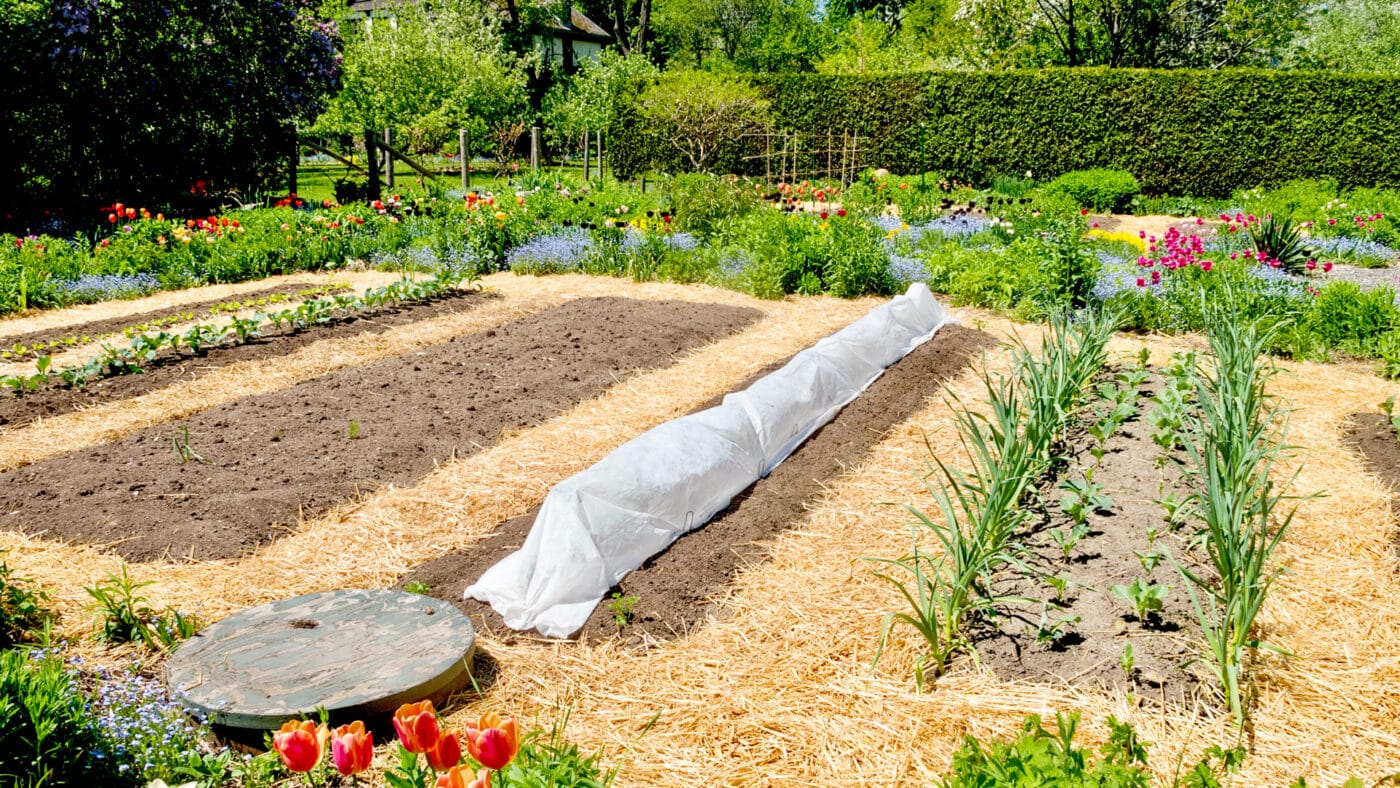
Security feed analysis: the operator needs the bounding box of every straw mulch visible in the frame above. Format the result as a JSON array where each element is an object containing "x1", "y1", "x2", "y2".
[
  {"x1": 5, "y1": 280, "x2": 1400, "y2": 785},
  {"x1": 0, "y1": 273, "x2": 411, "y2": 378},
  {"x1": 0, "y1": 270, "x2": 401, "y2": 340}
]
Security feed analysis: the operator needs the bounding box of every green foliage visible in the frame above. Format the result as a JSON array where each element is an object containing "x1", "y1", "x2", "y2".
[
  {"x1": 86, "y1": 566, "x2": 199, "y2": 651},
  {"x1": 665, "y1": 174, "x2": 763, "y2": 237},
  {"x1": 869, "y1": 311, "x2": 1116, "y2": 685},
  {"x1": 1, "y1": 0, "x2": 339, "y2": 226},
  {"x1": 0, "y1": 552, "x2": 53, "y2": 649},
  {"x1": 619, "y1": 71, "x2": 771, "y2": 177},
  {"x1": 607, "y1": 592, "x2": 639, "y2": 627},
  {"x1": 1303, "y1": 282, "x2": 1400, "y2": 356},
  {"x1": 314, "y1": 0, "x2": 530, "y2": 157},
  {"x1": 1173, "y1": 309, "x2": 1304, "y2": 725},
  {"x1": 615, "y1": 70, "x2": 1400, "y2": 196},
  {"x1": 542, "y1": 51, "x2": 660, "y2": 153},
  {"x1": 1248, "y1": 214, "x2": 1315, "y2": 274},
  {"x1": 938, "y1": 712, "x2": 1150, "y2": 788},
  {"x1": 0, "y1": 649, "x2": 113, "y2": 788},
  {"x1": 1049, "y1": 169, "x2": 1141, "y2": 213},
  {"x1": 1110, "y1": 578, "x2": 1170, "y2": 621}
]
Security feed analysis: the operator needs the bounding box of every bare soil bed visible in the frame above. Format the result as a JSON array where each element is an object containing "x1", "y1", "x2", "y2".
[
  {"x1": 400, "y1": 323, "x2": 994, "y2": 644},
  {"x1": 0, "y1": 281, "x2": 342, "y2": 348},
  {"x1": 1347, "y1": 412, "x2": 1400, "y2": 542},
  {"x1": 973, "y1": 374, "x2": 1209, "y2": 706},
  {"x1": 0, "y1": 288, "x2": 494, "y2": 430},
  {"x1": 0, "y1": 297, "x2": 759, "y2": 562}
]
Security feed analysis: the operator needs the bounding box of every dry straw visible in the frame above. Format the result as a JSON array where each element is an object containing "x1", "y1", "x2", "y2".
[
  {"x1": 0, "y1": 271, "x2": 409, "y2": 377},
  {"x1": 4, "y1": 283, "x2": 1400, "y2": 785},
  {"x1": 0, "y1": 270, "x2": 395, "y2": 341}
]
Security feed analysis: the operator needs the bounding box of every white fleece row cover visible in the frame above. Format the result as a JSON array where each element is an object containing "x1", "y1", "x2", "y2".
[{"x1": 465, "y1": 283, "x2": 952, "y2": 637}]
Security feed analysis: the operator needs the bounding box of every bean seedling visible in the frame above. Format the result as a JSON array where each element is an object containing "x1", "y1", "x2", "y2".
[
  {"x1": 607, "y1": 592, "x2": 639, "y2": 626},
  {"x1": 1111, "y1": 578, "x2": 1170, "y2": 622}
]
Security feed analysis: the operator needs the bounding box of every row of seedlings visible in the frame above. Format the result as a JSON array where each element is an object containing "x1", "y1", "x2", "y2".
[{"x1": 870, "y1": 309, "x2": 1118, "y2": 686}]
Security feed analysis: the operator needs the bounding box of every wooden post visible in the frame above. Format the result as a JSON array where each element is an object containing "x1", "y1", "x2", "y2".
[
  {"x1": 364, "y1": 129, "x2": 381, "y2": 200},
  {"x1": 289, "y1": 138, "x2": 298, "y2": 198},
  {"x1": 460, "y1": 129, "x2": 469, "y2": 190},
  {"x1": 582, "y1": 130, "x2": 590, "y2": 182},
  {"x1": 383, "y1": 128, "x2": 394, "y2": 189},
  {"x1": 530, "y1": 126, "x2": 540, "y2": 170},
  {"x1": 595, "y1": 131, "x2": 603, "y2": 186}
]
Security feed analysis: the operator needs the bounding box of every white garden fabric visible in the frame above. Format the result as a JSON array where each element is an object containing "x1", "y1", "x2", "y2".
[{"x1": 465, "y1": 283, "x2": 952, "y2": 637}]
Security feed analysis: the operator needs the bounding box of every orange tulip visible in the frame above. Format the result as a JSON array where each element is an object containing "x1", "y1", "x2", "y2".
[
  {"x1": 330, "y1": 721, "x2": 373, "y2": 776},
  {"x1": 436, "y1": 765, "x2": 491, "y2": 788},
  {"x1": 425, "y1": 728, "x2": 463, "y2": 770},
  {"x1": 464, "y1": 713, "x2": 519, "y2": 771},
  {"x1": 393, "y1": 700, "x2": 441, "y2": 754},
  {"x1": 272, "y1": 720, "x2": 328, "y2": 773}
]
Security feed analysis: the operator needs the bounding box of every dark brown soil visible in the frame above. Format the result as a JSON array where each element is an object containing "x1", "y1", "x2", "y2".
[
  {"x1": 398, "y1": 323, "x2": 995, "y2": 644},
  {"x1": 0, "y1": 282, "x2": 348, "y2": 349},
  {"x1": 1346, "y1": 412, "x2": 1400, "y2": 536},
  {"x1": 973, "y1": 373, "x2": 1210, "y2": 706},
  {"x1": 0, "y1": 289, "x2": 495, "y2": 431},
  {"x1": 0, "y1": 298, "x2": 760, "y2": 562}
]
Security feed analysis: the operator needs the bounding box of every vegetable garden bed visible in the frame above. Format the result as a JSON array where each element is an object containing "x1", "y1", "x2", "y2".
[
  {"x1": 0, "y1": 297, "x2": 760, "y2": 561},
  {"x1": 0, "y1": 285, "x2": 491, "y2": 430},
  {"x1": 400, "y1": 323, "x2": 996, "y2": 644}
]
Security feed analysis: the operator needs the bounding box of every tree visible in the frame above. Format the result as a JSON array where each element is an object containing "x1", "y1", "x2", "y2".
[
  {"x1": 313, "y1": 0, "x2": 532, "y2": 156},
  {"x1": 1291, "y1": 0, "x2": 1400, "y2": 71},
  {"x1": 0, "y1": 0, "x2": 340, "y2": 230},
  {"x1": 635, "y1": 71, "x2": 769, "y2": 172},
  {"x1": 541, "y1": 50, "x2": 659, "y2": 151}
]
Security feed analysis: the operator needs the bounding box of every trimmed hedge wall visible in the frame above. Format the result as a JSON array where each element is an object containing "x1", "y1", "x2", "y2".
[{"x1": 611, "y1": 69, "x2": 1400, "y2": 197}]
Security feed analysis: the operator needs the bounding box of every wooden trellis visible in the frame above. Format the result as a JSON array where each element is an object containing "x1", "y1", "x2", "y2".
[{"x1": 741, "y1": 130, "x2": 866, "y2": 188}]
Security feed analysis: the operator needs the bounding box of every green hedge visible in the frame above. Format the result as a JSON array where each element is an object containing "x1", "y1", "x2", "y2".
[{"x1": 612, "y1": 69, "x2": 1400, "y2": 197}]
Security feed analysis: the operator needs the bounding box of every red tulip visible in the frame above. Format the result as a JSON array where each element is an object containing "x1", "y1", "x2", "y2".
[
  {"x1": 464, "y1": 713, "x2": 519, "y2": 771},
  {"x1": 125, "y1": 207, "x2": 136, "y2": 219},
  {"x1": 393, "y1": 700, "x2": 441, "y2": 754},
  {"x1": 425, "y1": 729, "x2": 463, "y2": 770},
  {"x1": 108, "y1": 213, "x2": 117, "y2": 223},
  {"x1": 437, "y1": 766, "x2": 491, "y2": 788},
  {"x1": 1323, "y1": 262, "x2": 1334, "y2": 272},
  {"x1": 330, "y1": 721, "x2": 373, "y2": 776},
  {"x1": 272, "y1": 720, "x2": 328, "y2": 773},
  {"x1": 1136, "y1": 277, "x2": 1146, "y2": 287},
  {"x1": 836, "y1": 209, "x2": 847, "y2": 217}
]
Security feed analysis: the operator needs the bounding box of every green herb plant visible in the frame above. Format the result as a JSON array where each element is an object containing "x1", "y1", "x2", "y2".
[
  {"x1": 1111, "y1": 578, "x2": 1170, "y2": 622},
  {"x1": 86, "y1": 565, "x2": 199, "y2": 650}
]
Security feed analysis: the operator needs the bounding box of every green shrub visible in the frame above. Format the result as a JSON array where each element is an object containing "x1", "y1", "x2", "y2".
[
  {"x1": 0, "y1": 552, "x2": 53, "y2": 649},
  {"x1": 1049, "y1": 169, "x2": 1141, "y2": 213},
  {"x1": 1304, "y1": 282, "x2": 1400, "y2": 355},
  {"x1": 614, "y1": 70, "x2": 1400, "y2": 196},
  {"x1": 0, "y1": 650, "x2": 114, "y2": 788},
  {"x1": 939, "y1": 712, "x2": 1149, "y2": 788},
  {"x1": 665, "y1": 174, "x2": 762, "y2": 238}
]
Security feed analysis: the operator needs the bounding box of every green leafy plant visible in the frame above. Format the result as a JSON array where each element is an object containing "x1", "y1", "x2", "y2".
[
  {"x1": 1249, "y1": 214, "x2": 1317, "y2": 275},
  {"x1": 172, "y1": 426, "x2": 210, "y2": 465},
  {"x1": 0, "y1": 550, "x2": 54, "y2": 648},
  {"x1": 937, "y1": 712, "x2": 1149, "y2": 788},
  {"x1": 1032, "y1": 604, "x2": 1080, "y2": 648},
  {"x1": 1172, "y1": 309, "x2": 1308, "y2": 726},
  {"x1": 607, "y1": 592, "x2": 639, "y2": 627},
  {"x1": 1049, "y1": 523, "x2": 1090, "y2": 561},
  {"x1": 1134, "y1": 550, "x2": 1163, "y2": 573},
  {"x1": 348, "y1": 419, "x2": 362, "y2": 440},
  {"x1": 1382, "y1": 397, "x2": 1400, "y2": 443},
  {"x1": 1119, "y1": 642, "x2": 1135, "y2": 683},
  {"x1": 0, "y1": 649, "x2": 112, "y2": 787},
  {"x1": 402, "y1": 581, "x2": 431, "y2": 595},
  {"x1": 86, "y1": 565, "x2": 199, "y2": 650},
  {"x1": 1059, "y1": 470, "x2": 1114, "y2": 525},
  {"x1": 1111, "y1": 578, "x2": 1170, "y2": 622}
]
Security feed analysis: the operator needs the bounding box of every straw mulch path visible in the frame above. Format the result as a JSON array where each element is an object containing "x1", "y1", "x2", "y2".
[
  {"x1": 6, "y1": 283, "x2": 1400, "y2": 785},
  {"x1": 0, "y1": 270, "x2": 403, "y2": 339}
]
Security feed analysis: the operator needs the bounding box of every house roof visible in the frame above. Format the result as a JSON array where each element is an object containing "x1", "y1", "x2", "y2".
[{"x1": 346, "y1": 0, "x2": 613, "y2": 42}]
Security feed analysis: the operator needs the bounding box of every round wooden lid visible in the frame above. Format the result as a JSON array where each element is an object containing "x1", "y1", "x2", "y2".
[{"x1": 166, "y1": 589, "x2": 475, "y2": 730}]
